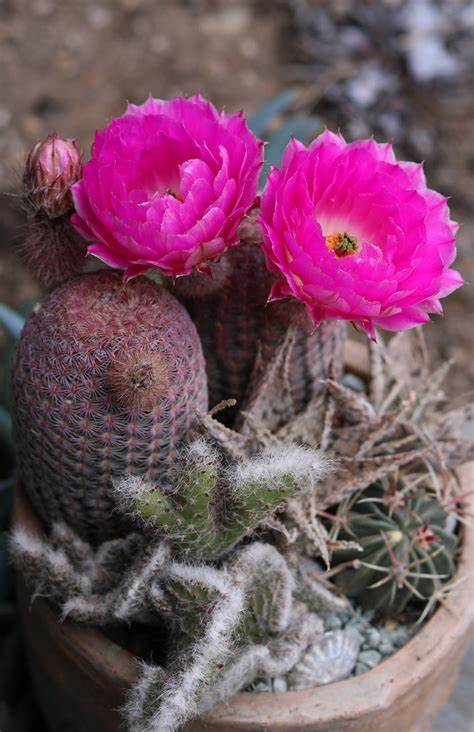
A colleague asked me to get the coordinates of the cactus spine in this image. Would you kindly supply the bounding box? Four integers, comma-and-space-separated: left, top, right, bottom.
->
115, 438, 329, 562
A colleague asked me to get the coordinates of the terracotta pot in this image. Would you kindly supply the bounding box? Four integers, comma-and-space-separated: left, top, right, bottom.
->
13, 338, 474, 731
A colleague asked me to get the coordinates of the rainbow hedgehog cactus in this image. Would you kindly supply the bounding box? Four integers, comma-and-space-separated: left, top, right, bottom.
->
9, 93, 470, 732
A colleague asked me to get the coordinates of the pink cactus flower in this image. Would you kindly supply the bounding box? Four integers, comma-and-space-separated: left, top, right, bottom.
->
71, 95, 264, 279
260, 131, 462, 338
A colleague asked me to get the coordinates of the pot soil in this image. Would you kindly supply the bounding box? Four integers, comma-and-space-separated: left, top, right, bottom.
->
13, 340, 474, 732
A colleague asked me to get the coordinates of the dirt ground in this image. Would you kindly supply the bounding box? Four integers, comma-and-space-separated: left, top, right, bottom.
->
0, 0, 472, 391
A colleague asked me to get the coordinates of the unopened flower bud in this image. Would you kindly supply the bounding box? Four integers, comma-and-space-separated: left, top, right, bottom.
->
21, 134, 87, 288
24, 134, 82, 218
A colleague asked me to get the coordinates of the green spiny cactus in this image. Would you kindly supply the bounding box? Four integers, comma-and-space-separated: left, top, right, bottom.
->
12, 270, 208, 542
115, 438, 329, 562
328, 472, 458, 614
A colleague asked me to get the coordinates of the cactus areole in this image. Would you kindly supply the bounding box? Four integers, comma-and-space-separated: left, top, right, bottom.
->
12, 270, 208, 542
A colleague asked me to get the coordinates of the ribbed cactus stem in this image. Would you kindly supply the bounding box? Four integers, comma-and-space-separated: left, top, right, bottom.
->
12, 270, 208, 541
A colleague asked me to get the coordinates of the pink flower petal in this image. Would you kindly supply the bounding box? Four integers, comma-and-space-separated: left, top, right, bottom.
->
71, 95, 263, 278
260, 130, 462, 335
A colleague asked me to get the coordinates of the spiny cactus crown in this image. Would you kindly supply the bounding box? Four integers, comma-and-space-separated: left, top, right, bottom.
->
328, 470, 458, 613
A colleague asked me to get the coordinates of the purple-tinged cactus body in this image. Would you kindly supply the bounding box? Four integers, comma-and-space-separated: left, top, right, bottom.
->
12, 270, 208, 542
173, 243, 328, 422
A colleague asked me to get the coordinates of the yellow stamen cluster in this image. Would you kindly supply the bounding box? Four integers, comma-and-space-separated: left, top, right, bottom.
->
325, 231, 359, 257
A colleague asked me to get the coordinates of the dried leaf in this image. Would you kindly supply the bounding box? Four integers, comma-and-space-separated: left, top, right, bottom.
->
241, 328, 297, 434
325, 379, 376, 423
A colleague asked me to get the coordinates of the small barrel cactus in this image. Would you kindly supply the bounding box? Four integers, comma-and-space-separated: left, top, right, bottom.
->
330, 477, 457, 613
12, 270, 208, 541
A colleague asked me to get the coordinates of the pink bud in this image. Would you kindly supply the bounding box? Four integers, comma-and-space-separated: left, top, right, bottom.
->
24, 134, 82, 218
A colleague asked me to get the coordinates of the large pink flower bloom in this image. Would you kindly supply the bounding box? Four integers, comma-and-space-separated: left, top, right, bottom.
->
71, 95, 263, 278
260, 131, 462, 338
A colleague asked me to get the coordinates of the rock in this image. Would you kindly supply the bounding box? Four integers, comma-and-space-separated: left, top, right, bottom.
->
365, 628, 381, 647
347, 627, 365, 646
341, 372, 366, 393
324, 613, 343, 631
391, 627, 412, 648
272, 676, 288, 693
289, 630, 360, 689
358, 650, 382, 669
355, 662, 370, 676
379, 641, 395, 656
251, 680, 272, 693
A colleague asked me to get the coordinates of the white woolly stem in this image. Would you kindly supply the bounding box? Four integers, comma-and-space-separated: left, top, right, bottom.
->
231, 542, 295, 634
9, 527, 92, 601
63, 543, 171, 623
125, 562, 245, 732
231, 444, 331, 493
198, 610, 323, 714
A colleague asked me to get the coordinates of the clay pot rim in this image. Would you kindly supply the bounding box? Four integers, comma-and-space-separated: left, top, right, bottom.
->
15, 461, 474, 728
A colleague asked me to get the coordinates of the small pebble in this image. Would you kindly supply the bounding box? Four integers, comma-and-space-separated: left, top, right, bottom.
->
289, 630, 360, 689
358, 650, 382, 668
365, 628, 381, 646
272, 676, 288, 693
323, 613, 343, 631
341, 372, 366, 393
355, 662, 370, 676
252, 680, 272, 693
347, 628, 365, 645
345, 617, 363, 629
391, 628, 411, 648
379, 641, 395, 656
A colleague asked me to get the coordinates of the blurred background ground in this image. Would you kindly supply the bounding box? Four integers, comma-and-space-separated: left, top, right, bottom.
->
0, 1, 473, 728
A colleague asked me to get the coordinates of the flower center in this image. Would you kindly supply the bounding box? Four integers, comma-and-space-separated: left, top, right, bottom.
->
325, 231, 359, 258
